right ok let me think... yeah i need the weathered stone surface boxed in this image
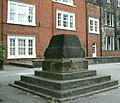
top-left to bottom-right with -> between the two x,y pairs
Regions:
14,80 -> 118,99
35,70 -> 97,80
44,34 -> 85,59
20,74 -> 112,91
48,34 -> 81,47
42,58 -> 88,73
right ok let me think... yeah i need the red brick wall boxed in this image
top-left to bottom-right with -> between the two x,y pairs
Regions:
102,50 -> 120,56
1,0 -> 53,59
0,0 -> 3,40
36,0 -> 53,58
2,0 -> 39,59
1,0 -> 87,60
87,3 -> 101,57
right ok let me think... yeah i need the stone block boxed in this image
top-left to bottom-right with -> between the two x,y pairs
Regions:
35,70 -> 97,80
42,58 -> 88,73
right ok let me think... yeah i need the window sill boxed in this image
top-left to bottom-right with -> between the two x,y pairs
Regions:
7,21 -> 36,27
56,27 -> 76,31
106,2 -> 111,5
105,25 -> 114,28
89,31 -> 100,35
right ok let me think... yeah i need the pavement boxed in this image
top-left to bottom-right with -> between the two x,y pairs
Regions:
0,63 -> 120,103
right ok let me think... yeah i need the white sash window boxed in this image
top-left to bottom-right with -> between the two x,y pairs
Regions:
56,10 -> 75,30
7,0 -> 36,26
89,17 -> 100,34
7,34 -> 36,59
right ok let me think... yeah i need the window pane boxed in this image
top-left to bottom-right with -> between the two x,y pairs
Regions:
58,13 -> 62,26
63,0 -> 68,3
18,14 -> 25,22
10,13 -> 16,20
28,40 -> 33,55
107,37 -> 111,50
10,39 -> 15,55
10,3 -> 16,12
63,14 -> 68,27
107,13 -> 111,26
10,3 -> 16,21
18,39 -> 26,55
95,21 -> 98,32
70,15 -> 73,28
28,7 -> 33,23
90,20 -> 93,31
18,5 -> 26,22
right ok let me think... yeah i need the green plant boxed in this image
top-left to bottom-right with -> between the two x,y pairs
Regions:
0,48 -> 5,60
0,41 -> 5,60
0,41 -> 3,44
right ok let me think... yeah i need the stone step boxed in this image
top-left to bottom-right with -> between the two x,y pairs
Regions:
34,70 -> 97,80
13,80 -> 118,101
9,61 -> 33,68
9,59 -> 43,68
20,74 -> 111,90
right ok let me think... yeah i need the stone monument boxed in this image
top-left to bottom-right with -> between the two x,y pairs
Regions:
11,34 -> 118,101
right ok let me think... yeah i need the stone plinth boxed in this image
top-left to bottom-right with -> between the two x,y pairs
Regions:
43,34 -> 87,73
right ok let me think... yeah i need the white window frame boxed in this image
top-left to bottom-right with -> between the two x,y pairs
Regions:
106,36 -> 114,50
107,13 -> 112,26
7,0 -> 36,26
113,37 -> 115,50
56,10 -> 76,31
107,0 -> 111,3
105,12 -> 114,27
118,0 -> 120,7
89,17 -> 100,34
7,34 -> 36,59
52,0 -> 75,7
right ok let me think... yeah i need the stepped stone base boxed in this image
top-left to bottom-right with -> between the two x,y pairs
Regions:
10,70 -> 119,101
10,34 -> 119,101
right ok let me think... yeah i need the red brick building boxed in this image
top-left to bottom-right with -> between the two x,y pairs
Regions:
86,3 -> 101,57
0,0 -> 101,62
